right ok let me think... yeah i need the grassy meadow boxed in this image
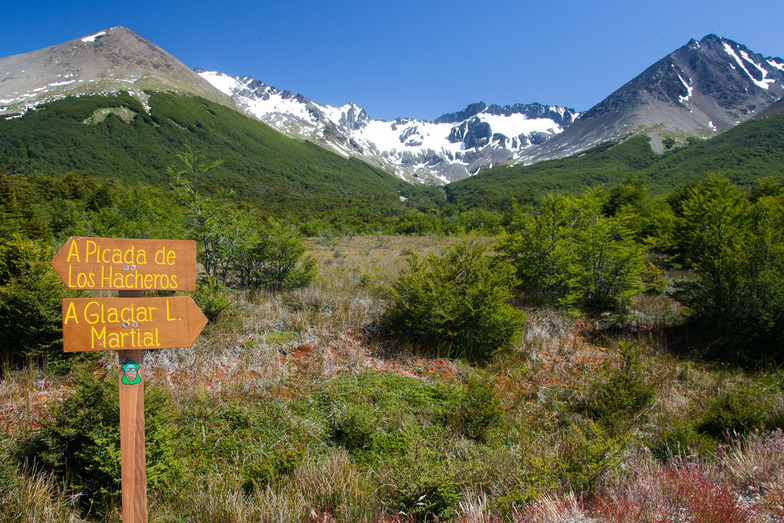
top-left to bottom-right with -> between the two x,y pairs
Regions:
2,234 -> 783,522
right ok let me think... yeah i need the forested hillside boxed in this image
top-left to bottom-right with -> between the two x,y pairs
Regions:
447,112 -> 784,209
0,93 -> 442,220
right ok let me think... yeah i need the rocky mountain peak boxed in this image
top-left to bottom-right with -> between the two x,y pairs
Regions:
524,34 -> 784,162
0,27 -> 231,116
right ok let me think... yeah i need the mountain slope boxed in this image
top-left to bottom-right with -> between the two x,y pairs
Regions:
0,90 -> 442,218
0,28 -> 444,218
199,71 -> 577,184
0,26 -> 233,116
525,35 -> 784,162
446,110 -> 784,209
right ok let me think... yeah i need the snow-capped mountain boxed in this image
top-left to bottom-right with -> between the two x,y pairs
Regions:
527,34 -> 784,162
0,27 -> 232,117
3,28 -> 782,187
199,70 -> 577,184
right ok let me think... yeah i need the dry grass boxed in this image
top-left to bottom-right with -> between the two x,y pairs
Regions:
0,468 -> 87,523
3,235 -> 784,522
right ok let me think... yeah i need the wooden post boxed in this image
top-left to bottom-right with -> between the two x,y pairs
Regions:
118,290 -> 147,523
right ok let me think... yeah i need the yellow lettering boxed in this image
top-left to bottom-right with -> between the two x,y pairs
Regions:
137,249 -> 147,264
86,240 -> 98,263
166,300 -> 180,321
167,250 -> 176,265
101,265 -> 112,287
64,301 -> 78,325
84,301 -> 100,324
155,248 -> 166,265
91,326 -> 106,349
108,332 -> 120,348
66,239 -> 80,262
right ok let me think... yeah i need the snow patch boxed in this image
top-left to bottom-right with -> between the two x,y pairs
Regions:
723,42 -> 776,90
767,59 -> 784,72
677,73 -> 693,103
81,31 -> 107,43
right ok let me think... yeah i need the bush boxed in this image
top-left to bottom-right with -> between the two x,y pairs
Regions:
696,379 -> 782,439
497,189 -> 646,315
381,240 -> 525,361
670,176 -> 784,358
556,420 -> 628,495
241,447 -> 305,494
192,275 -> 232,323
388,462 -> 462,522
0,236 -> 73,369
236,220 -> 317,290
15,364 -> 181,509
582,343 -> 656,431
454,375 -> 504,442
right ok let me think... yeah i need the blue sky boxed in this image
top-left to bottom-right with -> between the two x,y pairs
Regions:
3,0 -> 783,121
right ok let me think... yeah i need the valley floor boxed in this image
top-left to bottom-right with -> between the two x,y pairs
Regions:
1,235 -> 783,522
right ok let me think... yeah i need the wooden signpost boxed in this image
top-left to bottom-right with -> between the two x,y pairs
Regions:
51,237 -> 197,291
52,237 -> 207,523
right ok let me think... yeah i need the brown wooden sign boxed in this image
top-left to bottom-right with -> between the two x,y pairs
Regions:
53,237 -> 206,523
51,237 -> 197,291
61,296 -> 208,352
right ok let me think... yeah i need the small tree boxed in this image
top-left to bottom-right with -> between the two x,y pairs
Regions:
672,176 -> 784,356
0,236 -> 72,368
169,147 -> 248,281
572,189 -> 646,314
496,195 -> 581,309
382,240 -> 525,361
498,189 -> 646,315
236,220 -> 317,290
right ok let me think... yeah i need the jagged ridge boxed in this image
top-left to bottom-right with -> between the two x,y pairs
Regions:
198,71 -> 578,184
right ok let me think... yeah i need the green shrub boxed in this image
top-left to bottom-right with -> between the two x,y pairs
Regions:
556,420 -> 628,494
14,364 -> 181,508
670,176 -> 784,358
696,379 -> 781,439
0,236 -> 74,370
648,420 -> 717,460
497,189 -> 646,315
381,240 -> 525,361
239,221 -> 317,290
388,462 -> 462,522
641,261 -> 667,294
454,376 -> 504,442
192,275 -> 232,323
241,447 -> 305,494
330,403 -> 377,455
582,343 -> 656,431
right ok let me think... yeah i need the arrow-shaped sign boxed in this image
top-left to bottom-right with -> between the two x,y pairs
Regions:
61,296 -> 208,352
51,237 -> 197,291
